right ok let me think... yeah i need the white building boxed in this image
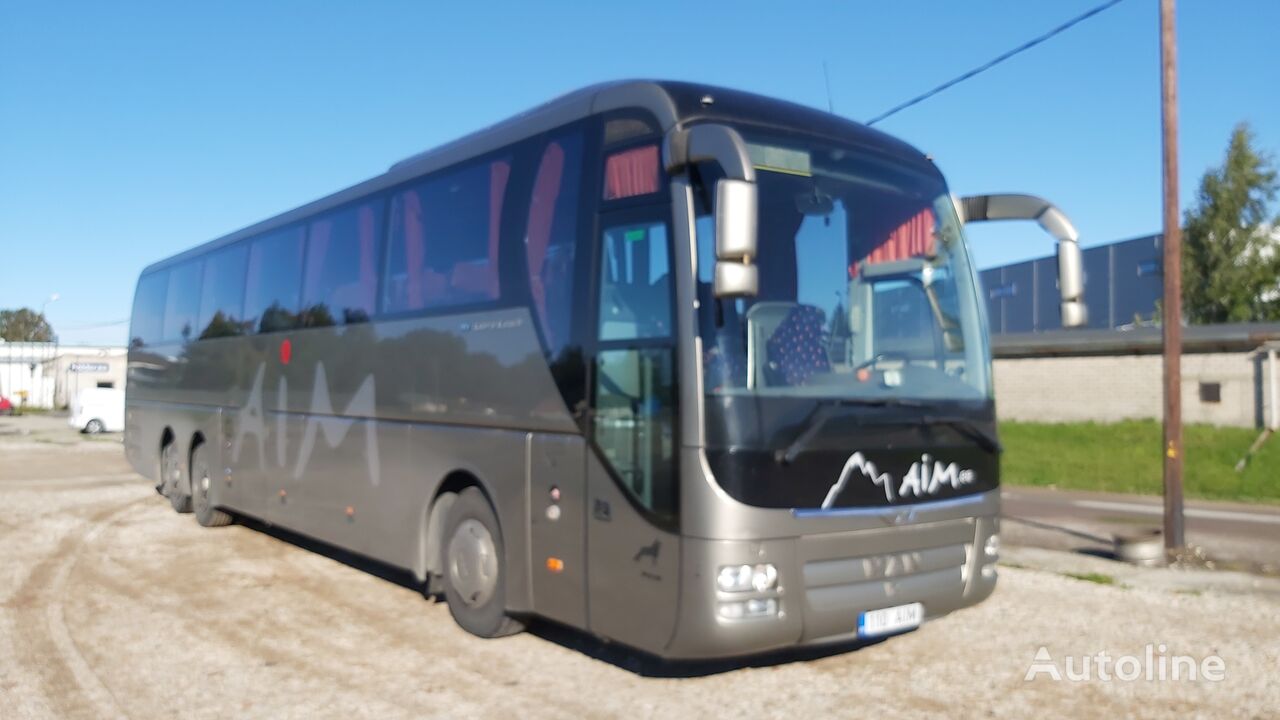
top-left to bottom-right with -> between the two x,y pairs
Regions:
0,342 -> 127,410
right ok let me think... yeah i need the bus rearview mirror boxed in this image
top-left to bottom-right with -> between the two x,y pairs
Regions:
713,179 -> 759,298
957,193 -> 1088,328
662,124 -> 759,299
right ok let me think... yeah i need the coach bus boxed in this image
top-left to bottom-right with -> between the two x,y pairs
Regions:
126,80 -> 1086,659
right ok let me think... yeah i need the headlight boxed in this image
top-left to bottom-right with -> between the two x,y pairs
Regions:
984,533 -> 1000,558
716,563 -> 778,593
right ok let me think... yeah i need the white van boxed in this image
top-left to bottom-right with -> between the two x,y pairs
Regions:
69,387 -> 125,434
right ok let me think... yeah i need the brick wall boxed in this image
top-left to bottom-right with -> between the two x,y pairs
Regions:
993,350 -> 1275,428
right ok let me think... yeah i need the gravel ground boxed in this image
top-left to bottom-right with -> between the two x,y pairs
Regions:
1,428 -> 1277,719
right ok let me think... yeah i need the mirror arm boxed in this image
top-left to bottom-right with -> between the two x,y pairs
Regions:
663,125 -> 756,183
958,193 -> 1088,328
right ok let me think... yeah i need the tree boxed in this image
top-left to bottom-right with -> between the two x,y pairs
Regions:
0,308 -> 55,342
1181,123 -> 1280,323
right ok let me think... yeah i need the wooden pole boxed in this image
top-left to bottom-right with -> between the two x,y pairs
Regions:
1159,0 -> 1186,555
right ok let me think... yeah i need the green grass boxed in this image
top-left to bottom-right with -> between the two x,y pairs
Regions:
1062,572 -> 1117,585
1000,420 -> 1280,504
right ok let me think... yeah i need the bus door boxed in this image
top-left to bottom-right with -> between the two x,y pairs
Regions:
585,210 -> 681,654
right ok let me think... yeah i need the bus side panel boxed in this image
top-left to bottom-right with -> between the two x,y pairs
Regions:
526,432 -> 588,628
400,422 -> 535,613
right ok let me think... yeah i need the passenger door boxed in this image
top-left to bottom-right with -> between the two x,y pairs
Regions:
586,211 -> 681,654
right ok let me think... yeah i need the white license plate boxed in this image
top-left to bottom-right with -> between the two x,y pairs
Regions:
857,602 -> 923,638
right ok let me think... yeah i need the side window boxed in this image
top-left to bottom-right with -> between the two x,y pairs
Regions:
130,271 -> 168,348
384,157 -> 510,313
592,216 -> 677,523
244,226 -> 304,334
163,260 -> 203,343
197,244 -> 248,339
597,221 -> 672,341
302,198 -> 385,327
525,131 -> 584,357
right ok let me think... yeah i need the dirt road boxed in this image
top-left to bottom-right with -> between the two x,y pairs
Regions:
1,426 -> 1277,718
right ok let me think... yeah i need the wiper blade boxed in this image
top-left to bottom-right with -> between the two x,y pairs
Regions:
775,397 -> 927,465
774,398 -> 999,464
921,414 -> 1003,455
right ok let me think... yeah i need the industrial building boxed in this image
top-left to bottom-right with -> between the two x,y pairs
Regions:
979,233 -> 1163,334
0,342 -> 127,410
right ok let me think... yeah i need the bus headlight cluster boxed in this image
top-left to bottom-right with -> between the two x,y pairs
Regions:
718,597 -> 779,620
716,563 -> 778,593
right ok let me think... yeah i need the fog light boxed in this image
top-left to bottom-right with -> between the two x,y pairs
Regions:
716,563 -> 778,593
718,597 -> 779,620
984,533 -> 1000,558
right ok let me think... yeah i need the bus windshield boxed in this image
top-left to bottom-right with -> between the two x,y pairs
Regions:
695,131 -> 991,403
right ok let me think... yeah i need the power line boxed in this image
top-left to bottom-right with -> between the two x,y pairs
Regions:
58,319 -> 129,331
866,0 -> 1126,126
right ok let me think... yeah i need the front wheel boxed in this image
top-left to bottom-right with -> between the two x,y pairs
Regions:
191,444 -> 232,527
83,418 -> 104,435
441,487 -> 524,638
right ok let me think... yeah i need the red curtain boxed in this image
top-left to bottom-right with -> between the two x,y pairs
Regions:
526,143 -> 565,341
604,145 -> 659,200
849,207 -> 936,278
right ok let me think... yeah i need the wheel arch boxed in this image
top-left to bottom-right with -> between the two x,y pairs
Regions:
417,468 -> 501,586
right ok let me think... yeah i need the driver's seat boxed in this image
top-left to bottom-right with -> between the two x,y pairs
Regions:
765,305 -> 830,387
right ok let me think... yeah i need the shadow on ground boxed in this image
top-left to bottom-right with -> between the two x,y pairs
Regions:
231,512 -> 886,678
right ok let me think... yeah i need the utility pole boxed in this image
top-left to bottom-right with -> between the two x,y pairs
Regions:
1159,0 -> 1186,556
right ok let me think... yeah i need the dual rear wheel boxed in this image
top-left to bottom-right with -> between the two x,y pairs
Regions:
160,437 -> 519,637
160,440 -> 230,527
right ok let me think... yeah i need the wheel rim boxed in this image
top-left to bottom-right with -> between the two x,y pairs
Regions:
194,463 -> 211,511
86,420 -> 102,434
446,519 -> 498,608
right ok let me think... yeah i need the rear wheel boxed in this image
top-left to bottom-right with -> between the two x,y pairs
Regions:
83,419 -> 105,434
191,444 -> 232,527
161,441 -> 192,513
441,487 -> 524,638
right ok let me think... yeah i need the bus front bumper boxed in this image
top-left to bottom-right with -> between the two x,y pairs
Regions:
662,512 -> 1000,660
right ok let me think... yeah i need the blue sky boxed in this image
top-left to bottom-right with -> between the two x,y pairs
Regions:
2,1 -> 1277,345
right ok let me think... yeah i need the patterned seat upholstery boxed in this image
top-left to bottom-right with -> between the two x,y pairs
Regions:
765,305 -> 830,386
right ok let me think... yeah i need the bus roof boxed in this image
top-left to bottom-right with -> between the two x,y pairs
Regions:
141,80 -> 931,276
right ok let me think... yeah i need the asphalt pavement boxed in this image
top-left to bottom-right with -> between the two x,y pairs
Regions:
1001,486 -> 1280,575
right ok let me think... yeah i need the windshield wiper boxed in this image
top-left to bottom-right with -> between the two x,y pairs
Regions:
775,397 -> 928,465
919,414 -> 1003,455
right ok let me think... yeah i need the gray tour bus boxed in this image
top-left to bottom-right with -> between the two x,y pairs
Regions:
126,80 -> 1086,659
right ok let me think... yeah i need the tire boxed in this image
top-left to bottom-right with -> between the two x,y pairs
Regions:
84,418 -> 104,435
161,440 -> 192,513
440,487 -> 524,638
191,444 -> 233,527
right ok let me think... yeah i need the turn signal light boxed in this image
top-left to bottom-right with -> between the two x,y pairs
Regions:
546,557 -> 564,573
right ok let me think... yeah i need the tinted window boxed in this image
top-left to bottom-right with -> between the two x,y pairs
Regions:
302,198 -> 385,327
384,157 -> 510,313
244,227 -> 304,334
163,260 -> 203,342
525,132 -> 583,356
597,220 -> 672,341
593,347 -> 677,521
197,244 -> 248,339
130,271 -> 168,348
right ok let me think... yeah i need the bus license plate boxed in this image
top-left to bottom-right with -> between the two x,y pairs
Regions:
857,602 -> 923,638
